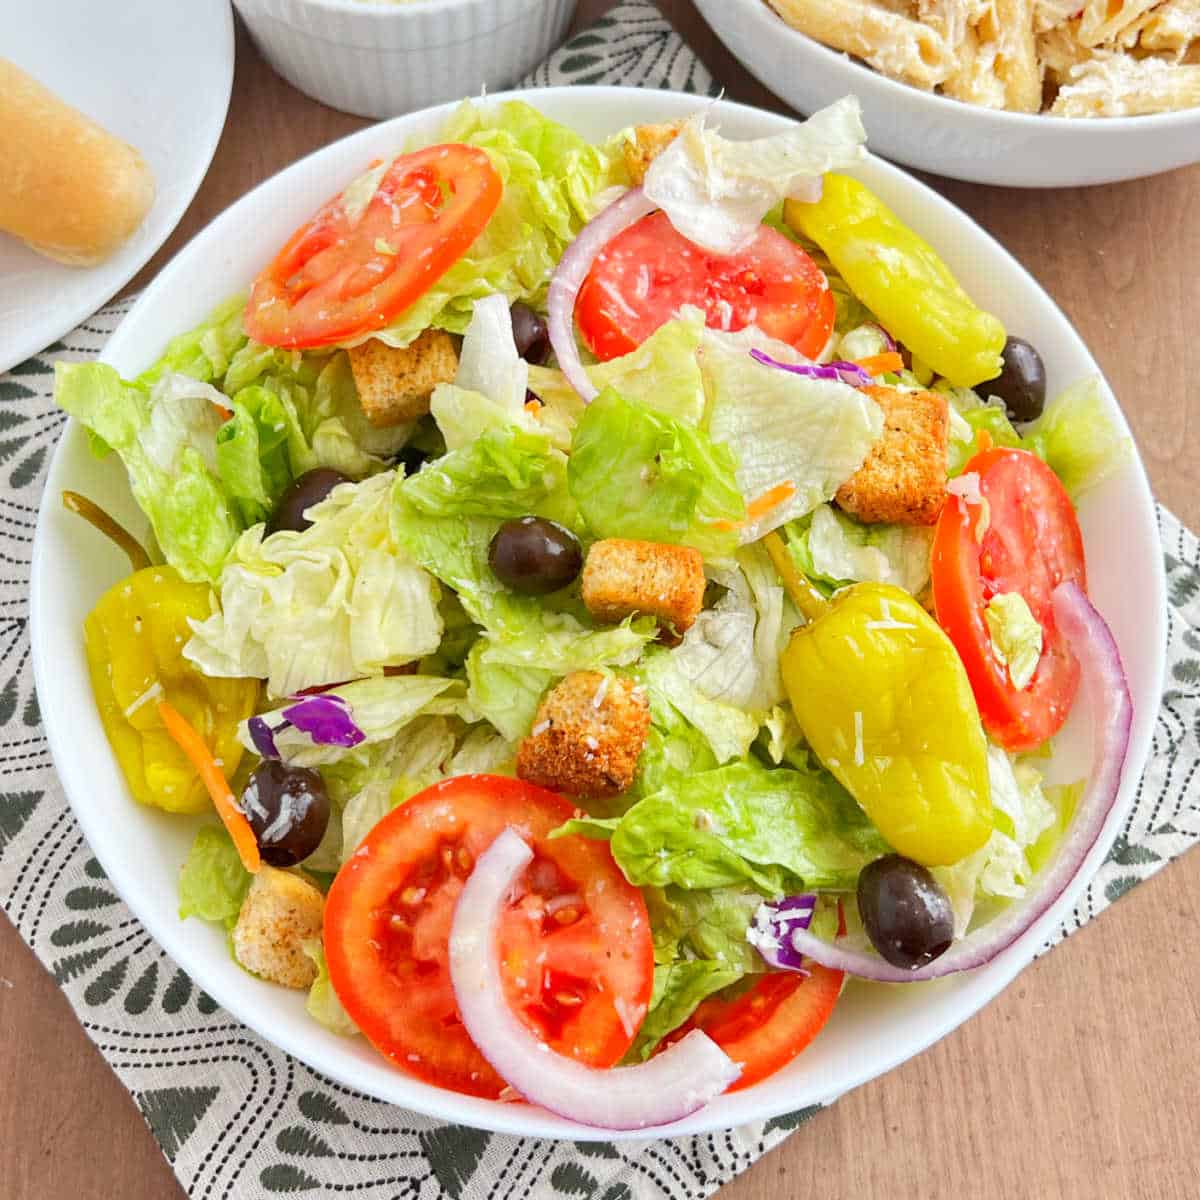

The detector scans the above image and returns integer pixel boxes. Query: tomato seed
[401,886,426,906]
[553,991,583,1008]
[388,914,409,933]
[441,847,454,870]
[553,907,580,926]
[456,847,473,872]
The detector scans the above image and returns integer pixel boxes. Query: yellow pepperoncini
[784,175,1006,390]
[68,493,259,815]
[765,535,991,867]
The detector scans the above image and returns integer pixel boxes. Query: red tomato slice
[575,211,835,362]
[323,775,654,1099]
[664,966,843,1092]
[932,447,1087,752]
[245,144,502,350]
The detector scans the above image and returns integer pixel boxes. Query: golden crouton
[622,120,686,185]
[346,330,458,429]
[582,538,706,636]
[517,671,651,798]
[232,867,324,990]
[835,386,949,526]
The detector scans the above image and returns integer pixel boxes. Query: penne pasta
[1037,25,1093,79]
[986,0,1045,113]
[1051,55,1200,114]
[762,0,1200,115]
[1137,0,1200,54]
[918,0,980,48]
[943,24,1011,106]
[1077,0,1164,49]
[766,0,957,89]
[1033,0,1083,33]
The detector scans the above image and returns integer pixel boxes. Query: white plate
[31,87,1167,1139]
[0,0,234,373]
[693,0,1200,188]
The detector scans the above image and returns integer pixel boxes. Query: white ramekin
[233,0,578,118]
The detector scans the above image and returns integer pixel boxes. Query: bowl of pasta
[693,0,1200,186]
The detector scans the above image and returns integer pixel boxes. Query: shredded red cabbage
[247,715,284,760]
[749,349,874,389]
[281,694,365,749]
[746,893,818,973]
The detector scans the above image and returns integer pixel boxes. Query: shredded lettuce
[335,715,460,857]
[401,423,573,526]
[701,332,884,542]
[788,504,934,595]
[933,747,1061,935]
[451,292,529,420]
[944,376,1129,496]
[301,940,359,1037]
[561,758,891,897]
[55,306,408,581]
[642,96,867,256]
[1021,377,1130,498]
[186,473,443,696]
[669,544,791,714]
[178,825,251,928]
[528,308,709,428]
[137,294,249,389]
[467,618,651,742]
[637,648,760,765]
[391,406,586,636]
[985,592,1044,690]
[628,961,743,1062]
[56,364,243,582]
[647,885,764,973]
[568,388,745,558]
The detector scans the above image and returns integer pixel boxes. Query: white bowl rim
[30,84,1168,1140]
[238,0,537,18]
[718,0,1200,133]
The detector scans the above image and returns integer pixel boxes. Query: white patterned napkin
[2,4,1198,1197]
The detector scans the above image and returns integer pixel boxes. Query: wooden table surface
[3,4,1198,1197]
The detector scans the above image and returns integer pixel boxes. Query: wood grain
[2,4,1197,1197]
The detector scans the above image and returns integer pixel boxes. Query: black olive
[266,468,350,536]
[510,302,551,365]
[394,445,430,476]
[240,760,331,868]
[857,854,955,970]
[488,516,582,595]
[986,336,1047,423]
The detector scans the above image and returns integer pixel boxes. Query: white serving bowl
[233,0,577,118]
[694,0,1200,187]
[32,86,1166,1139]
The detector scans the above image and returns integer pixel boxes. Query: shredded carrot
[215,404,233,422]
[745,481,796,522]
[976,429,994,453]
[854,352,904,377]
[157,700,261,874]
[524,399,541,415]
[712,481,798,532]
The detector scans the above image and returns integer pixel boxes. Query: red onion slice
[780,581,1132,983]
[546,187,658,404]
[449,828,741,1128]
[750,348,874,389]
